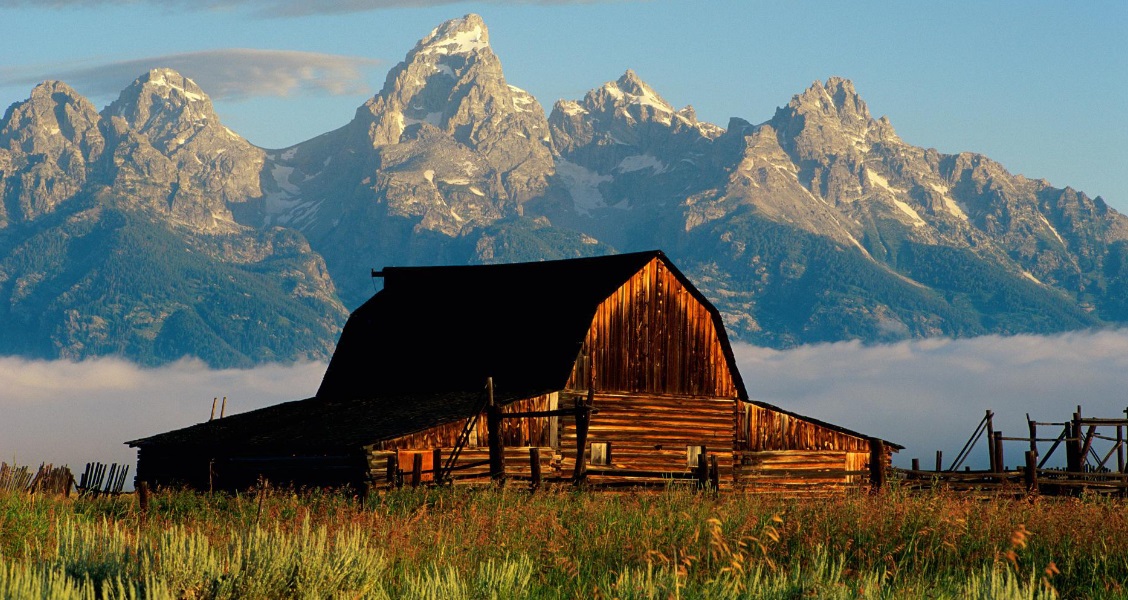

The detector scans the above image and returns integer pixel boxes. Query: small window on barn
[687,445,705,469]
[590,442,611,466]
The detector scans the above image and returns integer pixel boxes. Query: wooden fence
[0,461,129,496]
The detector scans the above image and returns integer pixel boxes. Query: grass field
[1,484,1125,598]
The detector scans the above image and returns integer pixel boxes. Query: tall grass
[1,484,1124,598]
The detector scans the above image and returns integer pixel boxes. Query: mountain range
[1,13,1124,367]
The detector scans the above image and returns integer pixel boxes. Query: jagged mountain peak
[593,70,675,115]
[788,76,871,121]
[2,80,100,143]
[415,13,490,57]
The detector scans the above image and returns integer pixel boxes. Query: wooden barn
[129,250,899,493]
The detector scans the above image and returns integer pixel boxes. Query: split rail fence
[897,406,1128,497]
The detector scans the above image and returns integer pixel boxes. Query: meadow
[1,484,1125,599]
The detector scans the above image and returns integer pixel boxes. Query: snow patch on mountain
[616,154,667,174]
[556,159,613,216]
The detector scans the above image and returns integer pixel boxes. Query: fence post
[1024,450,1038,495]
[1118,424,1125,474]
[709,454,720,492]
[993,432,1004,474]
[869,438,886,492]
[486,377,506,485]
[529,447,542,491]
[572,391,593,484]
[696,452,708,490]
[138,482,150,520]
[432,448,442,485]
[411,453,423,488]
[986,410,996,472]
[1028,417,1038,456]
[935,450,943,473]
[386,453,399,488]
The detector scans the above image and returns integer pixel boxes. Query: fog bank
[5,330,1128,475]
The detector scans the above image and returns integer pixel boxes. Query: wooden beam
[572,391,593,484]
[869,439,886,492]
[486,377,505,484]
[529,447,542,491]
[985,410,995,472]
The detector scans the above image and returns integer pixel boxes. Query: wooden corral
[129,250,899,493]
[900,406,1128,497]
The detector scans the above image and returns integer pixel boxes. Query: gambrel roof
[316,250,749,403]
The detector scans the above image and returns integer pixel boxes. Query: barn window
[687,445,705,469]
[590,442,611,466]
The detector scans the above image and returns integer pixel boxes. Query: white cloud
[732,330,1128,471]
[2,49,380,102]
[0,357,326,474]
[0,0,619,17]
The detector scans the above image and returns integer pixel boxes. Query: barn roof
[128,390,488,452]
[315,250,749,403]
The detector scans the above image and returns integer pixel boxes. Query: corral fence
[897,406,1128,497]
[0,461,130,497]
[372,446,728,492]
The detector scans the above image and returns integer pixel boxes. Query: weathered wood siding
[559,392,736,487]
[740,403,871,453]
[369,394,557,451]
[367,447,556,487]
[567,257,740,398]
[734,450,870,494]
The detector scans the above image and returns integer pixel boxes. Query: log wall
[567,257,740,398]
[370,393,557,451]
[559,392,736,488]
[733,450,871,494]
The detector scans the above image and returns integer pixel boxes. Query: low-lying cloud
[5,330,1128,480]
[0,357,326,472]
[0,0,614,17]
[3,49,379,101]
[733,330,1128,470]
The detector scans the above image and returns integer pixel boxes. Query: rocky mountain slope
[0,72,346,366]
[0,13,1124,365]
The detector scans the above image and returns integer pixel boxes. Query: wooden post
[138,481,150,519]
[993,432,1004,474]
[411,453,423,488]
[220,396,226,419]
[572,392,593,484]
[985,410,996,472]
[432,448,442,485]
[1024,450,1038,494]
[529,447,542,491]
[869,439,886,491]
[935,450,943,473]
[1065,422,1078,472]
[210,397,217,421]
[486,377,506,484]
[386,453,398,487]
[1072,408,1083,471]
[709,454,720,491]
[1028,415,1037,457]
[911,458,920,472]
[696,452,708,490]
[1118,424,1125,474]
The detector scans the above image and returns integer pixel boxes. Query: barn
[128,250,899,492]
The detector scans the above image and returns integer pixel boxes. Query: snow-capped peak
[416,14,490,57]
[136,68,210,104]
[603,70,674,113]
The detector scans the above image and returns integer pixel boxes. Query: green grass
[1,485,1124,598]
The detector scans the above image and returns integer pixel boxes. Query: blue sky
[2,1,1125,208]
